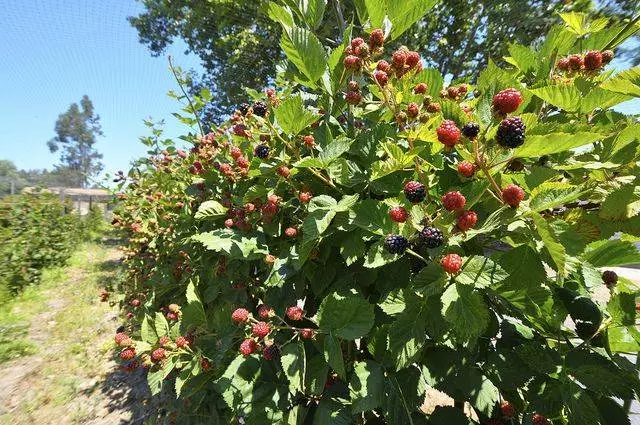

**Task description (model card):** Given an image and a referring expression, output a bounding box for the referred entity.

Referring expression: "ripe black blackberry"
[496,117,526,148]
[461,122,480,139]
[403,181,426,203]
[252,101,268,117]
[254,144,270,159]
[602,270,618,288]
[418,226,444,248]
[384,235,408,254]
[239,103,250,115]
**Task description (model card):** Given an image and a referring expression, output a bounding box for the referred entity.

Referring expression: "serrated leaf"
[566,350,635,399]
[183,281,207,328]
[601,66,640,97]
[263,2,294,28]
[281,341,305,394]
[323,334,346,379]
[529,182,584,212]
[456,256,508,288]
[352,199,394,236]
[349,360,384,413]
[441,283,489,340]
[141,315,158,344]
[563,380,601,425]
[529,85,582,112]
[280,26,327,84]
[154,312,170,337]
[370,142,416,180]
[216,355,262,409]
[194,200,226,219]
[192,229,269,260]
[531,212,566,274]
[317,292,374,339]
[600,185,640,220]
[582,239,640,267]
[274,94,318,135]
[514,132,603,157]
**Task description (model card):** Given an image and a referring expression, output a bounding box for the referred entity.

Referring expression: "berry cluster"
[556,50,613,74]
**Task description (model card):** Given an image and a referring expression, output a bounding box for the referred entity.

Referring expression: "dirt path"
[0,242,154,425]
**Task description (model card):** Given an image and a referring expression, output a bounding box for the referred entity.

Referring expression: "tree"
[47,95,104,188]
[129,0,638,121]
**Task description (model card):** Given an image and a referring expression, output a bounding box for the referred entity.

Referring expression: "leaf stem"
[168,56,204,137]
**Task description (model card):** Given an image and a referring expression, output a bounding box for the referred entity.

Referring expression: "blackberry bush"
[112,5,640,425]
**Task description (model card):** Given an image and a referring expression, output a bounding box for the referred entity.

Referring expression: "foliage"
[0,159,87,197]
[129,0,639,121]
[114,4,640,425]
[0,193,103,294]
[47,95,104,188]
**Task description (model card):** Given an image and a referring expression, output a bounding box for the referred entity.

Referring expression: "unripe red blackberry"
[392,50,407,68]
[239,338,257,356]
[201,358,212,370]
[458,84,468,94]
[437,120,461,147]
[462,121,480,139]
[441,253,463,274]
[254,144,270,159]
[347,80,359,91]
[299,191,312,203]
[350,37,364,48]
[231,307,250,323]
[447,86,460,99]
[406,51,420,68]
[442,191,466,212]
[151,348,166,363]
[114,332,133,347]
[457,161,476,178]
[384,234,409,254]
[601,49,614,64]
[344,55,362,70]
[286,306,304,321]
[496,117,526,148]
[224,218,234,228]
[284,227,298,237]
[418,226,444,248]
[500,401,515,418]
[557,57,570,71]
[252,100,268,117]
[389,206,409,223]
[369,28,385,47]
[492,88,523,114]
[230,146,242,159]
[130,299,141,307]
[258,304,274,319]
[532,413,550,425]
[426,102,441,113]
[277,165,290,178]
[300,328,316,339]
[568,54,583,70]
[263,344,279,361]
[303,135,315,147]
[502,184,525,207]
[345,90,362,105]
[261,201,278,217]
[158,336,171,347]
[176,336,190,348]
[354,43,369,57]
[404,181,426,203]
[602,270,618,288]
[407,102,419,118]
[395,111,408,125]
[376,60,391,72]
[584,50,603,70]
[235,156,249,169]
[252,321,271,338]
[119,347,136,361]
[374,70,389,87]
[166,311,179,321]
[414,83,428,94]
[456,210,478,231]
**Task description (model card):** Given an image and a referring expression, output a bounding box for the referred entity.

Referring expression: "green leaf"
[141,315,158,344]
[182,281,207,328]
[581,88,631,113]
[317,291,375,339]
[529,85,582,112]
[560,12,608,36]
[352,199,394,236]
[194,200,226,219]
[318,137,353,167]
[529,182,584,212]
[608,292,636,326]
[514,132,603,158]
[216,355,262,409]
[147,367,164,395]
[305,352,329,395]
[597,397,631,425]
[349,360,384,413]
[313,397,351,425]
[280,26,327,84]
[456,256,508,288]
[370,143,416,181]
[274,94,318,135]
[298,0,326,29]
[563,380,601,425]
[388,297,428,370]
[601,66,640,97]
[281,341,306,394]
[441,283,489,340]
[262,2,295,29]
[192,229,269,260]
[582,239,640,267]
[363,240,400,268]
[531,212,566,274]
[566,350,635,399]
[323,334,346,379]
[379,289,406,316]
[386,0,438,40]
[506,43,537,74]
[154,312,170,337]
[599,185,640,220]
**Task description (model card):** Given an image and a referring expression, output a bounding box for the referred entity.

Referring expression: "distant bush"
[0,192,104,295]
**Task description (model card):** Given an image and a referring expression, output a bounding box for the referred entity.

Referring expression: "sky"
[0,0,203,179]
[0,1,638,185]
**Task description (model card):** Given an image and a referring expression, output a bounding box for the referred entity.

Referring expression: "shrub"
[0,192,100,294]
[112,5,640,425]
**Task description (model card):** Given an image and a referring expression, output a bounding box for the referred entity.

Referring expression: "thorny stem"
[168,55,204,137]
